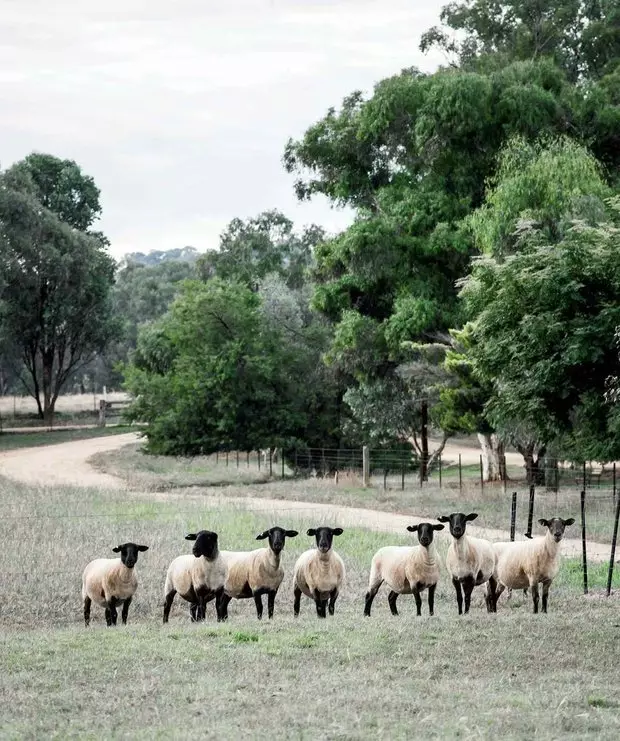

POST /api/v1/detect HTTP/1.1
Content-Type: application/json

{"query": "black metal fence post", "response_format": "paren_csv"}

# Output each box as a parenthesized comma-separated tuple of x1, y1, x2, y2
(281, 451, 285, 479)
(480, 455, 484, 493)
(236, 450, 239, 468)
(525, 485, 535, 538)
(510, 492, 517, 541)
(439, 454, 442, 488)
(257, 451, 261, 471)
(607, 492, 620, 596)
(613, 461, 617, 505)
(401, 457, 405, 491)
(246, 451, 250, 467)
(226, 451, 229, 467)
(580, 489, 588, 595)
(269, 448, 273, 477)
(459, 454, 462, 493)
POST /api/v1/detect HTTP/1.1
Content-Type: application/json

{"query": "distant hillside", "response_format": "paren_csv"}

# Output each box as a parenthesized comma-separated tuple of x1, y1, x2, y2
(123, 246, 200, 266)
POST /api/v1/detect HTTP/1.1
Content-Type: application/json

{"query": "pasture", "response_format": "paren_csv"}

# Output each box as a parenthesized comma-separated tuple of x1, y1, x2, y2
(1, 460, 620, 739)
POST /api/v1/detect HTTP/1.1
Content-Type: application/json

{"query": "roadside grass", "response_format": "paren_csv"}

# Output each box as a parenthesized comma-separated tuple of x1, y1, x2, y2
(1, 475, 619, 739)
(93, 444, 620, 545)
(0, 425, 137, 452)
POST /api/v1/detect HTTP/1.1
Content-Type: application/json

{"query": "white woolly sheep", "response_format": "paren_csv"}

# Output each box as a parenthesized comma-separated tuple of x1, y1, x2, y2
(364, 522, 444, 617)
(437, 512, 498, 615)
(293, 527, 345, 618)
(490, 517, 575, 613)
(82, 542, 149, 627)
(219, 526, 299, 620)
(163, 530, 227, 623)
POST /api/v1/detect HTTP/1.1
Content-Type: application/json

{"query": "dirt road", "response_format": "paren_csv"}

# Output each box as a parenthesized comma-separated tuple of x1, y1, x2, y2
(0, 433, 612, 562)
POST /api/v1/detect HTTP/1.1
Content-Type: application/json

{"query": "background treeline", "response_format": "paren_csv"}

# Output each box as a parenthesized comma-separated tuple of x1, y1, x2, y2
(2, 1, 620, 480)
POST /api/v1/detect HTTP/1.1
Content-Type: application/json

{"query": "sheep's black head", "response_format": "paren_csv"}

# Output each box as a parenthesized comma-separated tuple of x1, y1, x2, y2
(112, 542, 149, 569)
(437, 512, 478, 540)
(407, 522, 444, 547)
(539, 517, 575, 543)
(256, 526, 299, 554)
(307, 526, 343, 554)
(186, 530, 219, 560)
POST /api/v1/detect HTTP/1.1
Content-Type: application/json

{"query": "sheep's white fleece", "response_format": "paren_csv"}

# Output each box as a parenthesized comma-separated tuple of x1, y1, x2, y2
(368, 543, 440, 594)
(494, 531, 564, 589)
(164, 553, 227, 598)
(82, 558, 138, 606)
(293, 548, 345, 599)
(445, 534, 496, 584)
(221, 548, 285, 596)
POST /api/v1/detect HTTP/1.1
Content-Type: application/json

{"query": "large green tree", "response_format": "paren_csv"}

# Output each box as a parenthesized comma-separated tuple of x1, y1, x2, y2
(0, 155, 118, 422)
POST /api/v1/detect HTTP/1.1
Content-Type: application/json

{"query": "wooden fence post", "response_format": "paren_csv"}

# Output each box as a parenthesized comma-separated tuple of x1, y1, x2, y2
(98, 399, 106, 427)
(362, 446, 370, 487)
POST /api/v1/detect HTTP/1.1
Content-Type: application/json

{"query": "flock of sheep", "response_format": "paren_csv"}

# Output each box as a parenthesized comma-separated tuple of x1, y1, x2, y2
(81, 513, 575, 626)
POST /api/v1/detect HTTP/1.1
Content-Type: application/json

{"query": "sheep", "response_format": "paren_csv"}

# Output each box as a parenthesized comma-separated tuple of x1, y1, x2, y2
(437, 512, 498, 615)
(364, 522, 444, 617)
(293, 527, 345, 618)
(163, 530, 227, 623)
(82, 542, 149, 627)
(490, 517, 575, 613)
(218, 526, 299, 620)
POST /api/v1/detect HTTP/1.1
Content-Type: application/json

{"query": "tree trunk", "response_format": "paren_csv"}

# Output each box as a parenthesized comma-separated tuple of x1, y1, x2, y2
(517, 443, 547, 486)
(477, 433, 506, 481)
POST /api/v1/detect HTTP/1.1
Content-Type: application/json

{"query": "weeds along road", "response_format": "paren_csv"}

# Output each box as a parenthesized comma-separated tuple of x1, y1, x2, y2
(0, 432, 613, 563)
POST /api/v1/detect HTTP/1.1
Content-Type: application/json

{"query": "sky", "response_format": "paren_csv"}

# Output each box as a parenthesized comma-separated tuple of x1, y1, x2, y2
(1, 0, 446, 259)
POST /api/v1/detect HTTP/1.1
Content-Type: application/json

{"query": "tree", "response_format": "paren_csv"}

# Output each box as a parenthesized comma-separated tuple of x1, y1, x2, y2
(124, 279, 342, 455)
(197, 210, 325, 290)
(421, 1, 620, 83)
(0, 156, 118, 422)
(461, 208, 620, 474)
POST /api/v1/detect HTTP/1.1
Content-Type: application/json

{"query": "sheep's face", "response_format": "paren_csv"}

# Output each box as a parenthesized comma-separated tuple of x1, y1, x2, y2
(539, 517, 575, 543)
(186, 530, 219, 560)
(112, 542, 149, 568)
(256, 526, 299, 554)
(437, 512, 478, 540)
(307, 526, 343, 553)
(407, 522, 444, 547)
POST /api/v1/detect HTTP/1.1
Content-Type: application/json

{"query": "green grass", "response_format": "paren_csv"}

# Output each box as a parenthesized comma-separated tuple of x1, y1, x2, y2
(93, 444, 620, 545)
(0, 425, 137, 452)
(1, 471, 620, 739)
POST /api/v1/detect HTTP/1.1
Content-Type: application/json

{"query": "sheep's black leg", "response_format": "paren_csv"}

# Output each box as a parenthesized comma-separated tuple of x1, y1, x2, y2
(328, 588, 338, 616)
(364, 580, 382, 617)
(314, 589, 326, 618)
(253, 591, 264, 620)
(293, 586, 302, 617)
(412, 587, 422, 617)
(105, 607, 112, 627)
(541, 579, 551, 613)
(163, 589, 176, 624)
(121, 596, 132, 625)
(452, 578, 463, 615)
(428, 584, 436, 616)
(486, 576, 498, 613)
(83, 596, 91, 627)
(108, 597, 118, 626)
(218, 591, 231, 622)
(531, 582, 540, 614)
(267, 590, 277, 619)
(462, 576, 475, 614)
(387, 590, 399, 616)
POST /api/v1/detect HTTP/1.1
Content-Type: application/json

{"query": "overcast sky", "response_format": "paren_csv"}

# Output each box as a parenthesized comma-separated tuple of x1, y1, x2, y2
(1, 0, 445, 259)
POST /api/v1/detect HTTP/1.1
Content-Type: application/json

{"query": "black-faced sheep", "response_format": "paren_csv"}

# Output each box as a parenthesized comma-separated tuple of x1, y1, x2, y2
(219, 526, 299, 620)
(364, 522, 444, 617)
(437, 512, 497, 615)
(163, 530, 227, 623)
(293, 527, 345, 618)
(491, 517, 575, 613)
(82, 542, 149, 627)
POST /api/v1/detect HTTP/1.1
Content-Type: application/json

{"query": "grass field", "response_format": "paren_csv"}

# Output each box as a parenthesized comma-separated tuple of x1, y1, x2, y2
(1, 469, 620, 739)
(0, 425, 137, 452)
(92, 444, 620, 546)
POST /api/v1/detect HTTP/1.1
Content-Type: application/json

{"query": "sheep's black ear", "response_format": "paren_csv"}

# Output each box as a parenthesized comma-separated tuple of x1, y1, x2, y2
(256, 531, 269, 540)
(137, 545, 149, 552)
(466, 513, 478, 521)
(332, 528, 343, 536)
(285, 530, 299, 537)
(437, 515, 449, 523)
(406, 525, 418, 532)
(538, 519, 549, 528)
(307, 528, 317, 536)
(112, 546, 122, 553)
(185, 533, 197, 541)
(563, 518, 575, 526)
(432, 524, 445, 531)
